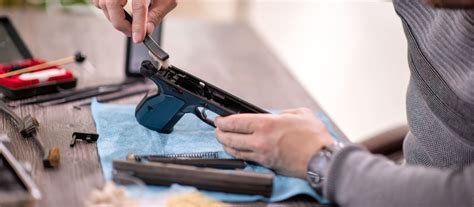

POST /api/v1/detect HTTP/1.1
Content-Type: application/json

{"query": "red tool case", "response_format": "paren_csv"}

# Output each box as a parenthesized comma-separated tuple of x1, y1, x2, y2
(0, 16, 77, 100)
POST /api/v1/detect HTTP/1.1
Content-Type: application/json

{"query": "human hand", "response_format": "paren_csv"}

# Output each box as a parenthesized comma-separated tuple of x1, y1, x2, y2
(93, 0, 177, 43)
(215, 108, 334, 179)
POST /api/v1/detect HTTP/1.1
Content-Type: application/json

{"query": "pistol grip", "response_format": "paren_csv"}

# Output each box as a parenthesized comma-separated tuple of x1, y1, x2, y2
(135, 94, 185, 133)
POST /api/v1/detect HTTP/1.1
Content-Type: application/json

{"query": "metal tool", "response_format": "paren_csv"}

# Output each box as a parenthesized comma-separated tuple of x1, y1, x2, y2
(0, 100, 59, 168)
(123, 10, 170, 69)
(0, 142, 41, 206)
(40, 85, 122, 106)
(73, 88, 149, 109)
(70, 132, 99, 147)
(0, 52, 86, 78)
(11, 79, 142, 107)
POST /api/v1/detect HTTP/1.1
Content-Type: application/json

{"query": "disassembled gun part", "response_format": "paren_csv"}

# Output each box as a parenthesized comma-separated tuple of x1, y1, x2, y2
(113, 160, 273, 197)
(0, 100, 59, 168)
(129, 157, 246, 169)
(127, 152, 219, 161)
(70, 132, 99, 147)
(123, 10, 170, 69)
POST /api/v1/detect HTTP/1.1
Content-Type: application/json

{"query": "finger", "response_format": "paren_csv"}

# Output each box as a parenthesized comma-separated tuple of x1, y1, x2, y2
(146, 0, 177, 33)
(215, 114, 271, 134)
(215, 128, 256, 151)
(106, 0, 131, 36)
(131, 0, 149, 43)
(223, 146, 257, 161)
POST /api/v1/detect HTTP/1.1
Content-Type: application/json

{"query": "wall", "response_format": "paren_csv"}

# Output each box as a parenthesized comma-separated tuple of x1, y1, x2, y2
(243, 0, 410, 142)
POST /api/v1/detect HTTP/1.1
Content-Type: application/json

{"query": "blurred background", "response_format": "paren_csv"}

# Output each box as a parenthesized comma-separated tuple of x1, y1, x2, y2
(0, 0, 409, 143)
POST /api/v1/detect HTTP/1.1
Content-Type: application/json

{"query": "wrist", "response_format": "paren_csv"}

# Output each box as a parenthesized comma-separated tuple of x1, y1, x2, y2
(306, 141, 345, 193)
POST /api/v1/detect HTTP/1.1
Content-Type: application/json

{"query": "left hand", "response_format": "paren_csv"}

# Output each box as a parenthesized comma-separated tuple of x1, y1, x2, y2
(215, 108, 334, 179)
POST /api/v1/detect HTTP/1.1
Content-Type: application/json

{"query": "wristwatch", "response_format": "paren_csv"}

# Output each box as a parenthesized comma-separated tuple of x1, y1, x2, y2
(307, 141, 345, 193)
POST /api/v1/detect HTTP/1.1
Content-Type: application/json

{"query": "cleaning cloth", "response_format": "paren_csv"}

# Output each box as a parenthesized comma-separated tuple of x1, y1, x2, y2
(91, 100, 342, 203)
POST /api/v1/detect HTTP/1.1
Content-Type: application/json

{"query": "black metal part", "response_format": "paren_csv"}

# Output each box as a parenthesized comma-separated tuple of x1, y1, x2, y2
(0, 100, 37, 137)
(12, 79, 142, 107)
(137, 157, 247, 169)
(123, 10, 170, 61)
(127, 152, 219, 162)
(41, 85, 122, 106)
(74, 88, 149, 108)
(70, 132, 99, 147)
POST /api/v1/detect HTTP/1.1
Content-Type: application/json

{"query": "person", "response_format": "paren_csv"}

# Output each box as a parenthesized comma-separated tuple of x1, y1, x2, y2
(95, 0, 474, 206)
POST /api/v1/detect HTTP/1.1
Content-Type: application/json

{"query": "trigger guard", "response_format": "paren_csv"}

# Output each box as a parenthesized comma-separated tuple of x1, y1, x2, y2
(194, 107, 216, 128)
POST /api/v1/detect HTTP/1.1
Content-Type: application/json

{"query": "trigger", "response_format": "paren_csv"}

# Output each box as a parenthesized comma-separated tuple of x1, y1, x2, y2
(194, 107, 216, 128)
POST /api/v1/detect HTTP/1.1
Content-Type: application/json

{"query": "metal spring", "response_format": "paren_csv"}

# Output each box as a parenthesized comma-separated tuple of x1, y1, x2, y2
(156, 152, 219, 159)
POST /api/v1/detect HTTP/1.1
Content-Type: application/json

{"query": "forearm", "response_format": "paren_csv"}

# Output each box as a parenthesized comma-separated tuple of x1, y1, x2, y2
(324, 145, 474, 207)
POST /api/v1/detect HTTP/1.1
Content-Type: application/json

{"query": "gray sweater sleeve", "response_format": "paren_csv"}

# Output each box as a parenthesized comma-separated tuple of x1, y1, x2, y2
(323, 145, 474, 207)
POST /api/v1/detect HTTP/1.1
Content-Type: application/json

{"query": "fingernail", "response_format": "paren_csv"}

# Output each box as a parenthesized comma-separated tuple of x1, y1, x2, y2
(147, 22, 155, 34)
(132, 32, 140, 43)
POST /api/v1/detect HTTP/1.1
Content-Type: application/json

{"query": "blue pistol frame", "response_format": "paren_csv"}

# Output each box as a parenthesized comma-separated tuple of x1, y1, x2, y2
(135, 60, 268, 133)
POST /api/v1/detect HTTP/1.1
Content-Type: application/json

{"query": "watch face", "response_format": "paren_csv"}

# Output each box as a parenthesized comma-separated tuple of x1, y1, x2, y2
(307, 151, 331, 188)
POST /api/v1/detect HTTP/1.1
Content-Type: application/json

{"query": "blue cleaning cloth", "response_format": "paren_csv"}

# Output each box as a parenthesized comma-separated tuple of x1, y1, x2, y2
(91, 100, 341, 203)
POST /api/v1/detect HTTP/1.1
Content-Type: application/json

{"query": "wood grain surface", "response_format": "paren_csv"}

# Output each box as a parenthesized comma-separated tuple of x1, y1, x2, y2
(0, 7, 344, 207)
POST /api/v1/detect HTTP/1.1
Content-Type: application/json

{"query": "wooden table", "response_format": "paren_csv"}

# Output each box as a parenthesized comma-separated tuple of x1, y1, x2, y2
(0, 7, 345, 207)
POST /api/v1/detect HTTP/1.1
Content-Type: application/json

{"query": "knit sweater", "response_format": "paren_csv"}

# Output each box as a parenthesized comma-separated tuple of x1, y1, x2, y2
(323, 1, 474, 206)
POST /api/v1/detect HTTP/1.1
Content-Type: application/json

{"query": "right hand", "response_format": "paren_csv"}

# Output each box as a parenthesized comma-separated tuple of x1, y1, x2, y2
(93, 0, 177, 43)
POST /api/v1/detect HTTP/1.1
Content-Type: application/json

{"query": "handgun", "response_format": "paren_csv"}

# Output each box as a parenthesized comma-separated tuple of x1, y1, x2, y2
(135, 60, 268, 133)
(123, 10, 267, 133)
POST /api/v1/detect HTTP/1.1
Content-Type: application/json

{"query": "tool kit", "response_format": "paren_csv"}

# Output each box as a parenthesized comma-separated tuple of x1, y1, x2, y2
(0, 16, 77, 100)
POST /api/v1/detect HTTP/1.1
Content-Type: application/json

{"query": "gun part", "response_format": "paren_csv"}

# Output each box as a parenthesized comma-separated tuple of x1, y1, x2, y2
(135, 60, 268, 133)
(70, 132, 99, 147)
(127, 152, 219, 161)
(0, 100, 59, 168)
(136, 158, 246, 169)
(123, 10, 170, 69)
(113, 160, 273, 197)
